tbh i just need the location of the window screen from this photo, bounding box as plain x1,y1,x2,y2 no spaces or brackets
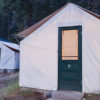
62,29,78,60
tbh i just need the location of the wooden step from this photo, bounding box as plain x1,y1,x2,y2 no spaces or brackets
50,91,84,100
47,98,69,100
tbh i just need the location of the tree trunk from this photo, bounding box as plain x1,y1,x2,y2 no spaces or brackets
7,17,11,40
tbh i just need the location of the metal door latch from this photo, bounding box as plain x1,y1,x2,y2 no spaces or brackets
68,64,71,68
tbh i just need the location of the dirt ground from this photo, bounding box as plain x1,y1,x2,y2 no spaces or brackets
84,93,100,100
0,73,46,100
3,90,45,100
0,72,18,90
0,73,100,100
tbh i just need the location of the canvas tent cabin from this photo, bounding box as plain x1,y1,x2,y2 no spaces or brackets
19,3,100,93
0,41,20,73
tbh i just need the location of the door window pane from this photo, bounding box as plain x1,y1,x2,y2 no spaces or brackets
62,29,78,60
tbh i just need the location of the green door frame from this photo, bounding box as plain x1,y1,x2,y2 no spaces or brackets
58,26,82,91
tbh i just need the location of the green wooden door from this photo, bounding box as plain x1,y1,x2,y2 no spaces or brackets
58,26,82,92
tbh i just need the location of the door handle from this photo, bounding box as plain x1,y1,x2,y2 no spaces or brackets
68,64,71,68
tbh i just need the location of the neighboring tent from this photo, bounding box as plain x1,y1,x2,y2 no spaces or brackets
19,3,100,94
0,41,20,71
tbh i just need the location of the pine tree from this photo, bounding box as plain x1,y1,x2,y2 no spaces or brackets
0,0,100,41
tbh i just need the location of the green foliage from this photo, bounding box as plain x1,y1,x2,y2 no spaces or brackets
20,89,34,97
0,0,100,40
0,82,19,99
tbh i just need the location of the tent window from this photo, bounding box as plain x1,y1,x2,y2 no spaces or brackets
62,29,78,60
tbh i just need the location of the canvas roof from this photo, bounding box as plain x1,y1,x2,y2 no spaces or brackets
0,41,20,51
17,3,100,38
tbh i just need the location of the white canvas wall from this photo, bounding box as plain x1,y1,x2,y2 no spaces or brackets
20,3,100,93
0,41,20,70
15,52,20,69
